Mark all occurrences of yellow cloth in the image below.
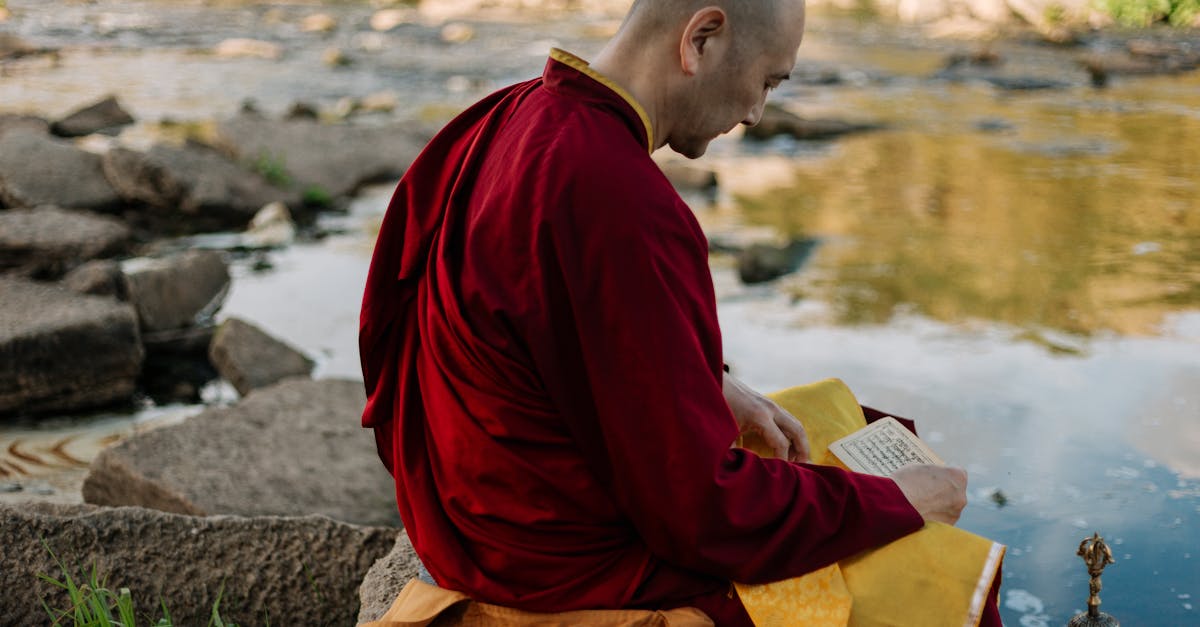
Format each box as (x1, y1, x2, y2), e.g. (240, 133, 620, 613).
(735, 378, 1004, 627)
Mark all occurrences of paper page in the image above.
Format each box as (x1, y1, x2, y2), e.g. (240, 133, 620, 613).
(828, 416, 944, 477)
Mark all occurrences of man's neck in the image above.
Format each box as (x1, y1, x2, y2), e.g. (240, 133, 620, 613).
(591, 41, 670, 152)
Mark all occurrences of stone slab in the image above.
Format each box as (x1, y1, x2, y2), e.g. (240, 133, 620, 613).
(0, 503, 398, 626)
(83, 377, 399, 527)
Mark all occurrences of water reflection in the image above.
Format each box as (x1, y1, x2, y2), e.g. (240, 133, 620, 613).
(734, 109, 1200, 339)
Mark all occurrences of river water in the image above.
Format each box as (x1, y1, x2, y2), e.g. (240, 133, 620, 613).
(2, 2, 1198, 625)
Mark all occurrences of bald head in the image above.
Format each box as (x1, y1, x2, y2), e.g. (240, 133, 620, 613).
(623, 0, 791, 59)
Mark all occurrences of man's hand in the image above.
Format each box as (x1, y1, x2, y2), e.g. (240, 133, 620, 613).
(891, 464, 969, 525)
(722, 372, 811, 463)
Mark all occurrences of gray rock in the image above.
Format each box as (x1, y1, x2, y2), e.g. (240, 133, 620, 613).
(209, 317, 314, 396)
(121, 249, 230, 332)
(737, 239, 819, 285)
(82, 378, 399, 527)
(744, 103, 882, 141)
(0, 32, 44, 60)
(216, 113, 426, 199)
(0, 278, 143, 415)
(0, 206, 131, 279)
(0, 130, 123, 210)
(51, 95, 136, 138)
(0, 503, 398, 627)
(357, 532, 422, 624)
(62, 259, 126, 298)
(102, 143, 297, 233)
(0, 113, 50, 138)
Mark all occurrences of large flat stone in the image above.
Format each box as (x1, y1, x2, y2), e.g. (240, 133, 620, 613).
(216, 113, 425, 199)
(0, 206, 132, 279)
(0, 278, 143, 416)
(0, 503, 398, 626)
(0, 129, 122, 210)
(83, 378, 399, 527)
(121, 249, 230, 332)
(209, 317, 314, 396)
(102, 143, 298, 233)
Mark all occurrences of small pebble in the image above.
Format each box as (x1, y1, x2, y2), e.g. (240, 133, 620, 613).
(0, 482, 23, 493)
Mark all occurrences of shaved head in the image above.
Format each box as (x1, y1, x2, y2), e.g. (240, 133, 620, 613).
(623, 0, 788, 59)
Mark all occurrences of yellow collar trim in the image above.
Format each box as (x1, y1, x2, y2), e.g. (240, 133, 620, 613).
(549, 48, 654, 153)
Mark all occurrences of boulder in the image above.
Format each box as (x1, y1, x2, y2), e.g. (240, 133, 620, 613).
(744, 104, 882, 141)
(0, 32, 39, 60)
(0, 130, 122, 210)
(357, 533, 423, 624)
(1082, 52, 1200, 88)
(50, 95, 135, 138)
(0, 113, 50, 138)
(214, 38, 282, 60)
(0, 278, 143, 416)
(62, 259, 126, 298)
(0, 206, 131, 279)
(82, 378, 399, 527)
(0, 503, 398, 627)
(301, 12, 339, 33)
(121, 249, 230, 333)
(216, 113, 426, 199)
(738, 239, 820, 285)
(101, 143, 298, 233)
(209, 317, 314, 396)
(240, 201, 297, 249)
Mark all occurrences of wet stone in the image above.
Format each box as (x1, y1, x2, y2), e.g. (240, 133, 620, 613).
(121, 249, 230, 333)
(208, 317, 313, 396)
(50, 95, 136, 138)
(216, 113, 427, 199)
(0, 278, 143, 416)
(744, 103, 882, 142)
(0, 206, 132, 279)
(0, 130, 123, 211)
(101, 143, 298, 233)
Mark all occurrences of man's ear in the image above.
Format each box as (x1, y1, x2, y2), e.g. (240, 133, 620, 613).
(679, 7, 728, 77)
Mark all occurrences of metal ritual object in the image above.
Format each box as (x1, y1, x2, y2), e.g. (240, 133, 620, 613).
(1067, 533, 1119, 627)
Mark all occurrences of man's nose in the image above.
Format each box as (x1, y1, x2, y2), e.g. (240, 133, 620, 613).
(742, 97, 766, 127)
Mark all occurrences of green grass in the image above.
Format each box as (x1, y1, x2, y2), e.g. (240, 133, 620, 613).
(252, 151, 292, 188)
(39, 539, 239, 627)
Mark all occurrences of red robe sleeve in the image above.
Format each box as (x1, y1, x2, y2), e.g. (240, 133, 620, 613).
(530, 163, 925, 584)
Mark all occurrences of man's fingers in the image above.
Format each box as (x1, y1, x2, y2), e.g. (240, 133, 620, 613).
(775, 413, 810, 463)
(762, 424, 791, 461)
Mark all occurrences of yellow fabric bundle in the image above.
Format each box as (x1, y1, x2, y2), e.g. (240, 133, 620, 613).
(735, 378, 1004, 627)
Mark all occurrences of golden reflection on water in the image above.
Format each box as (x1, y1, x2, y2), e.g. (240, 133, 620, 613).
(734, 79, 1200, 340)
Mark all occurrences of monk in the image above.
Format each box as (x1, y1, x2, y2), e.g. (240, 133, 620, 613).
(360, 0, 990, 624)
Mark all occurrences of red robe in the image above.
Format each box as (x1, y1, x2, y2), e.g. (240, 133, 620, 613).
(360, 49, 927, 625)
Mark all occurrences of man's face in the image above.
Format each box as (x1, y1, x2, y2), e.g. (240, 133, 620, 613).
(668, 2, 806, 159)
